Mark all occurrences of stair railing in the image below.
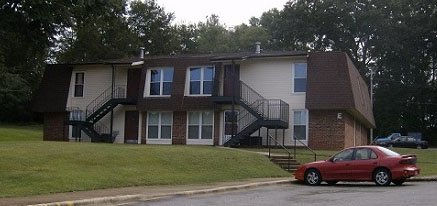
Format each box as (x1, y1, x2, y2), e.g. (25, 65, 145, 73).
(239, 81, 266, 114)
(86, 85, 127, 119)
(294, 136, 317, 161)
(268, 134, 292, 171)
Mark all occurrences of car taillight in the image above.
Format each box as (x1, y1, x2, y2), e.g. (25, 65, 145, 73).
(400, 155, 417, 164)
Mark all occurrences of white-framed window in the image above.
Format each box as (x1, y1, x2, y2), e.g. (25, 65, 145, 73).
(293, 63, 307, 93)
(145, 67, 174, 97)
(147, 112, 173, 139)
(187, 111, 213, 140)
(187, 66, 214, 96)
(74, 72, 84, 97)
(293, 110, 308, 140)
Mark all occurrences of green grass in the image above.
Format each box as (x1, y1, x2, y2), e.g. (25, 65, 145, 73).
(0, 125, 288, 198)
(0, 123, 42, 141)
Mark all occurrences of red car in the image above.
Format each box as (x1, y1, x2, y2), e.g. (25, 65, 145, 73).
(294, 146, 420, 186)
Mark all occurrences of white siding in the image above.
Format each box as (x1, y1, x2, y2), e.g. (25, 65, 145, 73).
(66, 64, 130, 141)
(238, 57, 308, 146)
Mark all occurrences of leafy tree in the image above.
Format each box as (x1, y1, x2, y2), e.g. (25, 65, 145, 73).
(197, 15, 230, 53)
(128, 0, 176, 55)
(57, 0, 138, 62)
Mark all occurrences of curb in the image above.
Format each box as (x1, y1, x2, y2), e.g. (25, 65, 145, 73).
(408, 176, 437, 182)
(29, 179, 293, 206)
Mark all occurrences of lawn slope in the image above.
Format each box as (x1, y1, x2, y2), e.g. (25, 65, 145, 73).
(0, 125, 288, 198)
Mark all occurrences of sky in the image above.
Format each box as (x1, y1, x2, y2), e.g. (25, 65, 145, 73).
(155, 0, 288, 27)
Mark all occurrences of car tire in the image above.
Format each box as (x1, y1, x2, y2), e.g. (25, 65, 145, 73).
(374, 168, 392, 186)
(392, 179, 405, 186)
(326, 181, 338, 185)
(305, 169, 322, 186)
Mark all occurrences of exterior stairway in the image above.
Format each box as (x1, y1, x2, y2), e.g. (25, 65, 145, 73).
(223, 81, 289, 146)
(67, 85, 129, 143)
(268, 154, 301, 173)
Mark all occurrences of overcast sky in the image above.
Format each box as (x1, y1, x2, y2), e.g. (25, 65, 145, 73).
(155, 0, 288, 27)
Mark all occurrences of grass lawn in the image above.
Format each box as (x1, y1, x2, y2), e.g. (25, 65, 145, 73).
(0, 125, 288, 198)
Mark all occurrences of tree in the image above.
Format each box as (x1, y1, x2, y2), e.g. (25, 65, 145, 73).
(56, 0, 138, 62)
(197, 15, 230, 53)
(128, 0, 176, 55)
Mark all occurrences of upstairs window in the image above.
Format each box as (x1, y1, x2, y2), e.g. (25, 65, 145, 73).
(188, 66, 214, 95)
(74, 72, 84, 97)
(146, 67, 174, 96)
(293, 63, 307, 93)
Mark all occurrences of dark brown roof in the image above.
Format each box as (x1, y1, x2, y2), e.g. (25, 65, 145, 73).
(57, 51, 308, 65)
(306, 52, 375, 128)
(32, 65, 72, 112)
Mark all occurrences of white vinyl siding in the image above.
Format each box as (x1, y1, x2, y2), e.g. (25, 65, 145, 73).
(239, 58, 307, 145)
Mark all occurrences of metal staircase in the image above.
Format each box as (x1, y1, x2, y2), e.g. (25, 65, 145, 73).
(223, 81, 289, 146)
(67, 85, 129, 143)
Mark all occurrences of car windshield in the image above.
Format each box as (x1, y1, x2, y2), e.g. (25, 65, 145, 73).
(378, 147, 400, 156)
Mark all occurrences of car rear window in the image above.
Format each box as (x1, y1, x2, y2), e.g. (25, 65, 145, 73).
(378, 147, 400, 156)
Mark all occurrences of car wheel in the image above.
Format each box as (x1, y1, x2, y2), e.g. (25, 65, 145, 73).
(326, 181, 338, 185)
(305, 169, 322, 185)
(374, 168, 392, 186)
(392, 179, 405, 186)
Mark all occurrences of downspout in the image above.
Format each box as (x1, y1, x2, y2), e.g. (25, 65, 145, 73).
(231, 60, 236, 143)
(110, 64, 115, 140)
(353, 117, 356, 146)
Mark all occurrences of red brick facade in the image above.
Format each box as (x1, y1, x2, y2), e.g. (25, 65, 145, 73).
(309, 110, 370, 150)
(43, 112, 69, 141)
(172, 111, 187, 145)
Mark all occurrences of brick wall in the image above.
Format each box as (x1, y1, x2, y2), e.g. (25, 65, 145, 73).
(308, 110, 345, 150)
(344, 113, 370, 148)
(141, 112, 147, 144)
(43, 112, 69, 141)
(172, 111, 187, 145)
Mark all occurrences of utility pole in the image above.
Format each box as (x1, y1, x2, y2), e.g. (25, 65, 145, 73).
(370, 67, 374, 144)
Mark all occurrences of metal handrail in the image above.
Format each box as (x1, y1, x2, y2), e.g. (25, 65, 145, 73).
(86, 85, 127, 118)
(268, 134, 293, 171)
(294, 137, 317, 161)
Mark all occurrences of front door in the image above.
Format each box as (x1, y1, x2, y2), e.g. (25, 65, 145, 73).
(124, 111, 139, 144)
(223, 110, 239, 145)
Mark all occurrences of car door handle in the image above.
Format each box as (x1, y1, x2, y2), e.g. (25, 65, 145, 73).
(372, 162, 377, 165)
(346, 163, 350, 166)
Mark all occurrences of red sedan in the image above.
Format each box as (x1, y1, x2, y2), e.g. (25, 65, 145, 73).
(294, 146, 420, 186)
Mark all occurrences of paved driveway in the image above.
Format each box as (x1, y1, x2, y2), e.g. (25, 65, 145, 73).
(120, 182, 437, 206)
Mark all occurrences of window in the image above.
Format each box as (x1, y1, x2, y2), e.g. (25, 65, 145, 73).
(355, 148, 377, 160)
(147, 68, 174, 96)
(147, 112, 172, 139)
(293, 63, 307, 92)
(332, 149, 354, 162)
(293, 110, 307, 140)
(188, 111, 213, 139)
(188, 66, 214, 95)
(74, 72, 84, 97)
